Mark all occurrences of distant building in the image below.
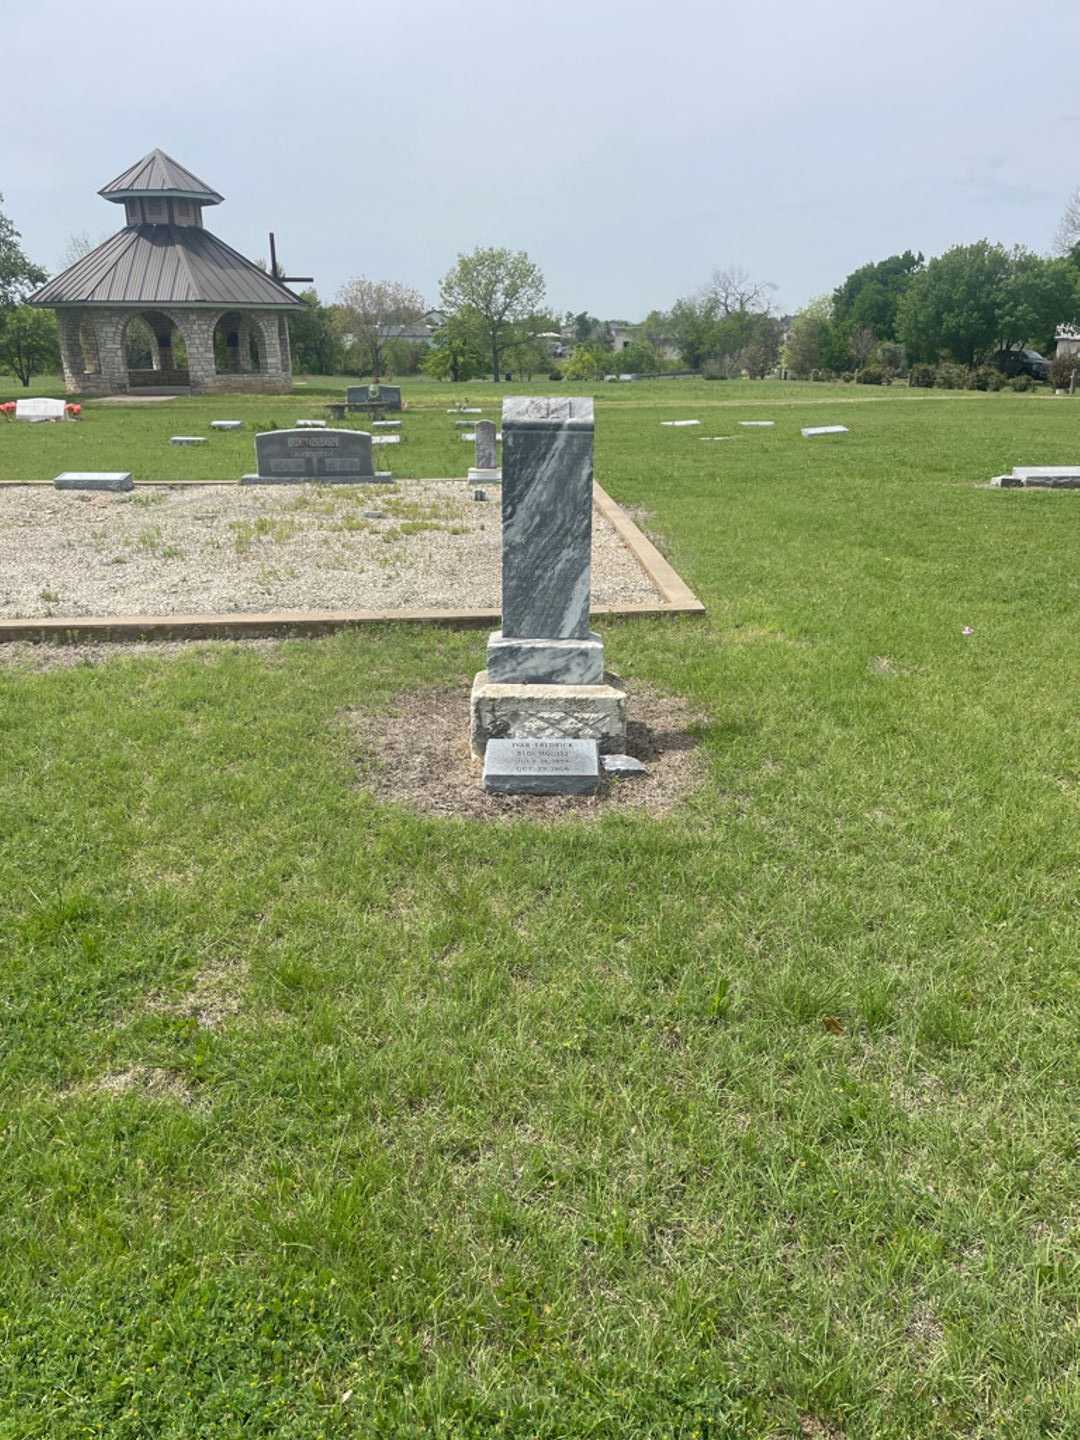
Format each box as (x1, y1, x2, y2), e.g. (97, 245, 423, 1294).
(30, 148, 304, 395)
(377, 309, 447, 348)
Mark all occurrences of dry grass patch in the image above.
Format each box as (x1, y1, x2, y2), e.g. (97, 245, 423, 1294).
(346, 681, 709, 822)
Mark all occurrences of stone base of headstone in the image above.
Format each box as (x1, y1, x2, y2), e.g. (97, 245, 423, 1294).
(468, 467, 502, 482)
(54, 471, 134, 492)
(241, 472, 392, 486)
(486, 630, 604, 685)
(469, 671, 627, 758)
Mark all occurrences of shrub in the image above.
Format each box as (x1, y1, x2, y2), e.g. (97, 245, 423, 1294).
(909, 363, 935, 388)
(809, 368, 835, 382)
(855, 366, 886, 385)
(548, 370, 563, 382)
(1010, 373, 1034, 392)
(934, 362, 967, 391)
(964, 367, 1006, 391)
(1050, 354, 1078, 391)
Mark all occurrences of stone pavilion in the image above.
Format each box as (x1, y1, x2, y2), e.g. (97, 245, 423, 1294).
(30, 149, 304, 396)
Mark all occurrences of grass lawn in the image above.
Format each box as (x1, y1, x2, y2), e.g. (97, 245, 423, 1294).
(1, 380, 1079, 1437)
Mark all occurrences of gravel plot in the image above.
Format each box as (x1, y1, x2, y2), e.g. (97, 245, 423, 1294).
(0, 481, 662, 619)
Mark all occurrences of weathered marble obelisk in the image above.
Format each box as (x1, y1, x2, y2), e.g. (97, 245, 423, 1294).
(470, 396, 627, 759)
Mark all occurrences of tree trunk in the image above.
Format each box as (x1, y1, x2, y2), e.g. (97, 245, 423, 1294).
(491, 335, 499, 383)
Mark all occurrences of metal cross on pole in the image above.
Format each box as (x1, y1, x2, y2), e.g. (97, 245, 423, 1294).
(267, 232, 313, 287)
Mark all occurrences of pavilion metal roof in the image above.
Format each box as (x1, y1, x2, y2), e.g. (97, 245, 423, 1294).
(30, 226, 304, 309)
(99, 149, 224, 205)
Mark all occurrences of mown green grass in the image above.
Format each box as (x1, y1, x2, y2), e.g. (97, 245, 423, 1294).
(1, 382, 1079, 1437)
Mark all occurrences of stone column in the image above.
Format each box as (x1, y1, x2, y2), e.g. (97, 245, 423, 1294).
(95, 311, 132, 393)
(56, 311, 85, 392)
(256, 313, 284, 376)
(485, 397, 603, 684)
(182, 312, 218, 392)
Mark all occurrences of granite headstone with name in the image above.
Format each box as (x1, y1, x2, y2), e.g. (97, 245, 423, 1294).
(242, 428, 387, 484)
(483, 737, 600, 795)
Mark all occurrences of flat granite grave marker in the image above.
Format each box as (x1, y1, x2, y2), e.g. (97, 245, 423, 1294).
(54, 471, 133, 492)
(802, 425, 849, 437)
(210, 420, 244, 431)
(739, 420, 775, 428)
(170, 436, 206, 446)
(242, 428, 389, 484)
(660, 419, 701, 427)
(295, 418, 327, 428)
(470, 395, 627, 765)
(483, 737, 600, 796)
(15, 397, 66, 421)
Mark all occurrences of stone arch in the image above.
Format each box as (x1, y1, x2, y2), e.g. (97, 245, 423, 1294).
(213, 311, 264, 375)
(122, 310, 189, 388)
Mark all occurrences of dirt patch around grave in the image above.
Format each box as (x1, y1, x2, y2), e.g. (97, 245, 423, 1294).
(346, 681, 709, 822)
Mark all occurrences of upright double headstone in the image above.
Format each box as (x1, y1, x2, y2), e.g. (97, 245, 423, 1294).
(470, 396, 627, 768)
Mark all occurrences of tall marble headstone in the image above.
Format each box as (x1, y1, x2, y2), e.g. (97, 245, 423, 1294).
(469, 395, 626, 765)
(485, 397, 603, 685)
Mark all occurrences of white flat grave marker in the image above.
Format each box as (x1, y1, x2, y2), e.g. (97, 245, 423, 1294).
(15, 397, 67, 421)
(460, 432, 502, 441)
(210, 420, 244, 431)
(295, 419, 327, 428)
(660, 419, 701, 428)
(1013, 466, 1080, 481)
(447, 407, 482, 414)
(602, 753, 647, 775)
(702, 436, 734, 442)
(739, 420, 775, 428)
(54, 471, 133, 492)
(372, 420, 402, 428)
(483, 737, 600, 796)
(371, 434, 400, 445)
(802, 426, 849, 438)
(170, 436, 206, 445)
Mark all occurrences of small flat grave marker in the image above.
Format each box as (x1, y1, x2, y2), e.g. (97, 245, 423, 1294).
(483, 737, 600, 796)
(54, 471, 133, 492)
(295, 419, 327, 428)
(739, 420, 775, 428)
(170, 436, 206, 445)
(448, 407, 482, 414)
(371, 434, 400, 445)
(210, 420, 244, 431)
(661, 419, 701, 427)
(802, 425, 849, 437)
(372, 420, 401, 428)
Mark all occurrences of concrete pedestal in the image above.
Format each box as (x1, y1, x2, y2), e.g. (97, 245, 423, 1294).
(470, 671, 626, 757)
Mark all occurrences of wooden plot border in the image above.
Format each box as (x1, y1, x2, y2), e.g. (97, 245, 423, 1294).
(0, 482, 704, 644)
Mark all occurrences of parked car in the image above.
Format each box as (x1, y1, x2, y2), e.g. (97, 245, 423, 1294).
(991, 348, 1051, 381)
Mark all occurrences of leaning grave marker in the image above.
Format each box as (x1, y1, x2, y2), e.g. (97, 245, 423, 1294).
(472, 396, 627, 784)
(241, 428, 390, 485)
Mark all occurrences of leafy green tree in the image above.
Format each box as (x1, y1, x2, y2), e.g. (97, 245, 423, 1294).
(832, 251, 923, 343)
(421, 314, 488, 382)
(784, 297, 837, 377)
(563, 345, 611, 381)
(440, 247, 545, 380)
(336, 278, 426, 379)
(993, 250, 1078, 354)
(898, 242, 1078, 365)
(897, 242, 1011, 365)
(287, 290, 344, 374)
(0, 305, 59, 386)
(0, 195, 46, 309)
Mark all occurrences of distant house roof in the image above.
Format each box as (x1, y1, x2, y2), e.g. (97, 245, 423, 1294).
(99, 148, 224, 206)
(31, 226, 303, 309)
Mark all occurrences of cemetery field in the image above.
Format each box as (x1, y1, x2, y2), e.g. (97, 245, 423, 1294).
(2, 381, 1080, 1438)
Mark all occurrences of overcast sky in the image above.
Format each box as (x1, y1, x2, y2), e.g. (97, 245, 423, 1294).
(7, 0, 1078, 320)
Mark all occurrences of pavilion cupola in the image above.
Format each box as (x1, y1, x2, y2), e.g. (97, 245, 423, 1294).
(98, 148, 224, 230)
